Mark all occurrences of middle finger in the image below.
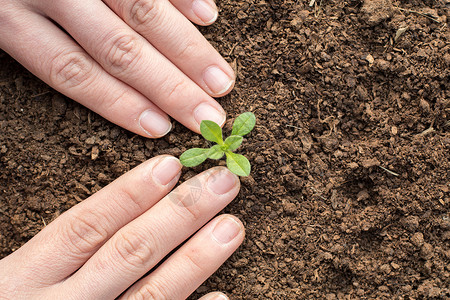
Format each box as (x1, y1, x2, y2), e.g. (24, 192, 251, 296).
(34, 0, 227, 132)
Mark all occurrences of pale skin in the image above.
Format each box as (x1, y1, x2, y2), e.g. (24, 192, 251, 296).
(0, 0, 235, 138)
(0, 0, 243, 298)
(0, 156, 245, 299)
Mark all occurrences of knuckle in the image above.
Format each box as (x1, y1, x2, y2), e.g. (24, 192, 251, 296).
(170, 195, 202, 223)
(113, 231, 155, 270)
(0, 3, 15, 27)
(167, 81, 185, 100)
(95, 88, 128, 113)
(114, 188, 147, 212)
(184, 248, 206, 273)
(49, 51, 94, 89)
(174, 40, 199, 61)
(103, 33, 142, 75)
(128, 0, 160, 27)
(60, 211, 108, 255)
(163, 80, 191, 109)
(132, 284, 168, 300)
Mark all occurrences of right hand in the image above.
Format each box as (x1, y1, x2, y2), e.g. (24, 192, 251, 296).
(0, 155, 244, 299)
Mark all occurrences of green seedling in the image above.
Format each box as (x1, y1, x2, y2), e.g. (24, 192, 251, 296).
(180, 112, 256, 176)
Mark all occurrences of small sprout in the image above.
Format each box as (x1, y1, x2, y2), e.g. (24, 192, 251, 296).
(180, 112, 256, 176)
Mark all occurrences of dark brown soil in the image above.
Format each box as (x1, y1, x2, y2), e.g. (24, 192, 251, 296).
(1, 0, 449, 298)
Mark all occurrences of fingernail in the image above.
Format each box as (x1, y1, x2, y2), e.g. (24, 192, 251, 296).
(202, 293, 229, 300)
(192, 0, 218, 24)
(207, 169, 237, 195)
(139, 109, 172, 137)
(212, 217, 241, 244)
(152, 157, 181, 185)
(194, 102, 226, 126)
(203, 66, 234, 95)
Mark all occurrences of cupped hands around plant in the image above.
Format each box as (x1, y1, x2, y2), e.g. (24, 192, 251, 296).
(180, 112, 256, 176)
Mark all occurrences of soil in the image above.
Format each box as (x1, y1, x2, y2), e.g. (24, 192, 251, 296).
(1, 0, 449, 299)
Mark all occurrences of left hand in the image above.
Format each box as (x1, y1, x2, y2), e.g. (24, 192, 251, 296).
(0, 0, 235, 137)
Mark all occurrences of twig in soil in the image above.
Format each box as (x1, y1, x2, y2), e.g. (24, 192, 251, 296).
(319, 245, 332, 252)
(41, 215, 47, 227)
(378, 166, 400, 177)
(298, 224, 323, 228)
(31, 91, 51, 98)
(231, 58, 238, 79)
(286, 124, 302, 130)
(317, 99, 339, 136)
(393, 47, 408, 55)
(416, 120, 435, 137)
(313, 269, 320, 281)
(416, 126, 435, 137)
(310, 186, 328, 201)
(395, 6, 441, 23)
(228, 42, 238, 56)
(313, 0, 323, 18)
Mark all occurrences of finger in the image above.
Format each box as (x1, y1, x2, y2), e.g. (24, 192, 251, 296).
(0, 6, 172, 138)
(60, 167, 240, 299)
(199, 292, 230, 300)
(170, 0, 219, 26)
(106, 0, 235, 96)
(6, 156, 181, 284)
(35, 0, 228, 132)
(120, 215, 244, 299)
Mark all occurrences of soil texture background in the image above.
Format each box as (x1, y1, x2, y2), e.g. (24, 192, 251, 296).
(1, 0, 449, 299)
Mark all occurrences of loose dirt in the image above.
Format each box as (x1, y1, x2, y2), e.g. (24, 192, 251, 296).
(1, 0, 449, 298)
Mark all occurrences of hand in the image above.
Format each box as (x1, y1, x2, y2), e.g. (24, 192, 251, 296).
(0, 0, 235, 137)
(0, 156, 244, 299)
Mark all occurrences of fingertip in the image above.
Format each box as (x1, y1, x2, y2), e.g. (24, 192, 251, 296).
(213, 77, 235, 98)
(203, 66, 235, 97)
(193, 102, 227, 128)
(192, 0, 218, 26)
(199, 292, 229, 300)
(211, 214, 245, 246)
(152, 156, 182, 186)
(206, 167, 240, 196)
(138, 109, 172, 138)
(220, 214, 245, 238)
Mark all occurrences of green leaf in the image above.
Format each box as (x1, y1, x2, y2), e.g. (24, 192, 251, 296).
(224, 135, 243, 151)
(226, 152, 251, 176)
(180, 148, 208, 167)
(207, 145, 225, 160)
(231, 112, 256, 136)
(200, 120, 223, 144)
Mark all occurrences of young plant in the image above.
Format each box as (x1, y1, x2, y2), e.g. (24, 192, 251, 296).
(180, 112, 256, 176)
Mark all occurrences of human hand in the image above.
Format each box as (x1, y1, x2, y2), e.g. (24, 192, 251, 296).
(0, 0, 234, 138)
(0, 156, 244, 299)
